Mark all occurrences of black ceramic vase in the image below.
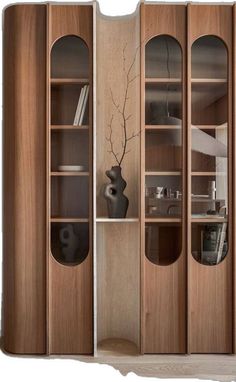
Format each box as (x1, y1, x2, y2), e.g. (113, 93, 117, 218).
(104, 166, 129, 218)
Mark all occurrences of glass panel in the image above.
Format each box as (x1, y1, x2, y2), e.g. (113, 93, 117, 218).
(51, 35, 89, 78)
(191, 36, 228, 265)
(50, 36, 90, 266)
(145, 223, 181, 266)
(51, 130, 89, 172)
(51, 223, 89, 266)
(192, 223, 228, 266)
(51, 83, 89, 125)
(51, 35, 89, 126)
(51, 176, 89, 219)
(145, 35, 182, 265)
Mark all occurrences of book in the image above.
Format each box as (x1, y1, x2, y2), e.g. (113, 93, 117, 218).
(216, 222, 227, 264)
(201, 224, 221, 265)
(200, 223, 227, 265)
(73, 85, 87, 126)
(78, 85, 89, 126)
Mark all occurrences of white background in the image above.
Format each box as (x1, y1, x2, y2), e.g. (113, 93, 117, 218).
(0, 0, 229, 381)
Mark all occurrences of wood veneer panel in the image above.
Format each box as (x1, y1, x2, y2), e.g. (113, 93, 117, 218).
(47, 4, 93, 354)
(96, 11, 140, 351)
(48, 255, 93, 354)
(97, 223, 140, 348)
(141, 4, 187, 354)
(188, 4, 233, 353)
(233, 4, 236, 355)
(3, 4, 46, 354)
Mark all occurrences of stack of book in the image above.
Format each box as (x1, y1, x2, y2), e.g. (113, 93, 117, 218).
(201, 222, 227, 265)
(73, 84, 89, 126)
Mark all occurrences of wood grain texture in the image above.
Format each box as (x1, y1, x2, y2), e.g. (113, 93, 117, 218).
(49, 5, 93, 48)
(3, 4, 46, 354)
(95, 11, 140, 352)
(90, 354, 236, 381)
(96, 12, 140, 219)
(233, 4, 236, 355)
(48, 255, 93, 354)
(141, 4, 187, 353)
(97, 223, 140, 348)
(188, 4, 233, 353)
(47, 4, 93, 354)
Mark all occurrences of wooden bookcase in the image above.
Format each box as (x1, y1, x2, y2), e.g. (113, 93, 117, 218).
(2, 1, 236, 357)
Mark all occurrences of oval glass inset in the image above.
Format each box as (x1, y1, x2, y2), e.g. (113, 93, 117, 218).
(145, 35, 183, 266)
(191, 36, 228, 266)
(51, 35, 89, 79)
(51, 223, 89, 266)
(50, 34, 90, 266)
(145, 223, 182, 266)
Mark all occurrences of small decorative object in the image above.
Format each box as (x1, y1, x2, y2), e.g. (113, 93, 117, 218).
(149, 206, 158, 215)
(104, 166, 129, 218)
(174, 190, 180, 199)
(163, 187, 171, 198)
(154, 187, 163, 199)
(59, 224, 80, 263)
(104, 43, 140, 218)
(208, 180, 216, 200)
(58, 165, 85, 172)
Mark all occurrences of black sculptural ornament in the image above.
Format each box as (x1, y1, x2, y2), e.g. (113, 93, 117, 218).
(59, 224, 80, 263)
(104, 166, 129, 218)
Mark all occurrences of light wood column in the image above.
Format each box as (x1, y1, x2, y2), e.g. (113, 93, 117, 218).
(188, 4, 233, 353)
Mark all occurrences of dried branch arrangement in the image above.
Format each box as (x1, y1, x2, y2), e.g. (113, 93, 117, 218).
(106, 43, 140, 167)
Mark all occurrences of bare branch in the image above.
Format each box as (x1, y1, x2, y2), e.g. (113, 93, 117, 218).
(106, 114, 120, 166)
(122, 42, 127, 73)
(107, 43, 141, 167)
(110, 87, 122, 115)
(126, 129, 141, 142)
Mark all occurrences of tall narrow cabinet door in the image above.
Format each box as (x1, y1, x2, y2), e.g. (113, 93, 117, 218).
(47, 5, 93, 354)
(3, 5, 47, 354)
(141, 4, 187, 353)
(188, 4, 233, 353)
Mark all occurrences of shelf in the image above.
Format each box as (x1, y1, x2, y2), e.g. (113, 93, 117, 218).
(145, 77, 227, 84)
(50, 217, 89, 223)
(145, 124, 227, 130)
(50, 125, 89, 130)
(192, 124, 227, 130)
(191, 78, 227, 84)
(96, 217, 139, 223)
(148, 198, 225, 203)
(97, 338, 139, 356)
(145, 171, 181, 176)
(51, 171, 89, 176)
(145, 125, 181, 130)
(51, 78, 89, 85)
(145, 217, 181, 223)
(191, 217, 228, 223)
(145, 77, 181, 84)
(192, 172, 226, 176)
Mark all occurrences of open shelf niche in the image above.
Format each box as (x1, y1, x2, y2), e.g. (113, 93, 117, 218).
(95, 13, 140, 355)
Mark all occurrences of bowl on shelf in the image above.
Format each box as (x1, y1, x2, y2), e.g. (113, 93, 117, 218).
(58, 165, 85, 172)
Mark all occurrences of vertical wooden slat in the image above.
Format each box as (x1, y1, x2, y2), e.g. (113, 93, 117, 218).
(140, 2, 145, 355)
(140, 4, 187, 354)
(46, 3, 51, 355)
(233, 4, 236, 355)
(47, 5, 93, 354)
(3, 4, 46, 354)
(186, 2, 192, 355)
(188, 4, 233, 353)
